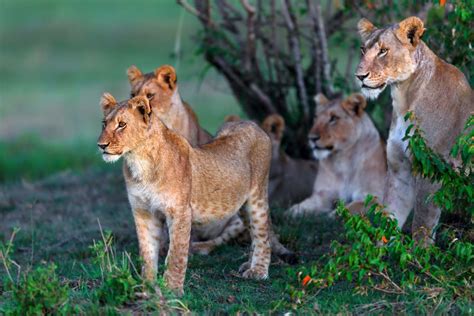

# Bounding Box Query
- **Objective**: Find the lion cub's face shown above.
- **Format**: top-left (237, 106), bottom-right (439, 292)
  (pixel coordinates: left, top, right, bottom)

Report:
top-left (97, 94), bottom-right (152, 163)
top-left (355, 16), bottom-right (425, 99)
top-left (308, 93), bottom-right (367, 160)
top-left (127, 65), bottom-right (178, 115)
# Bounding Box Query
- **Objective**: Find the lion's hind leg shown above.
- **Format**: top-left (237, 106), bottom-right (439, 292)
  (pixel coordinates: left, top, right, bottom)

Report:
top-left (191, 215), bottom-right (245, 255)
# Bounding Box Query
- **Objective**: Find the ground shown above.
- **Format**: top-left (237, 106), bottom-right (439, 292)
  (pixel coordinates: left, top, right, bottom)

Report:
top-left (1, 166), bottom-right (465, 314)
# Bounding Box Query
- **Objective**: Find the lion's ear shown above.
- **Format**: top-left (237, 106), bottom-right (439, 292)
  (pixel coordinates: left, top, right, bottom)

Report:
top-left (315, 93), bottom-right (330, 113)
top-left (127, 65), bottom-right (143, 86)
top-left (395, 16), bottom-right (425, 47)
top-left (129, 96), bottom-right (152, 124)
top-left (154, 65), bottom-right (177, 91)
top-left (358, 18), bottom-right (377, 42)
top-left (342, 93), bottom-right (367, 116)
top-left (100, 92), bottom-right (117, 116)
top-left (262, 114), bottom-right (285, 142)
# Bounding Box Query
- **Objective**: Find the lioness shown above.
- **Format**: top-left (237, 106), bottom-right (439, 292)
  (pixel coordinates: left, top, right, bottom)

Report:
top-left (262, 114), bottom-right (318, 207)
top-left (97, 95), bottom-right (272, 295)
top-left (288, 93), bottom-right (387, 216)
top-left (127, 64), bottom-right (212, 146)
top-left (356, 16), bottom-right (473, 243)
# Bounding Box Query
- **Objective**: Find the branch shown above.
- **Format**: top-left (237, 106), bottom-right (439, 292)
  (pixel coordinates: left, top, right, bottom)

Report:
top-left (280, 0), bottom-right (309, 121)
top-left (177, 0), bottom-right (214, 27)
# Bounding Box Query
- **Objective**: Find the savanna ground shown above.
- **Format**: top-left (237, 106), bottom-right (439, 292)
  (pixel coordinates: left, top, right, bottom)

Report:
top-left (0, 1), bottom-right (471, 314)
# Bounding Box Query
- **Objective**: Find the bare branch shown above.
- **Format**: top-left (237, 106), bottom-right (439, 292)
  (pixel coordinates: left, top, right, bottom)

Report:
top-left (177, 0), bottom-right (214, 27)
top-left (280, 0), bottom-right (309, 121)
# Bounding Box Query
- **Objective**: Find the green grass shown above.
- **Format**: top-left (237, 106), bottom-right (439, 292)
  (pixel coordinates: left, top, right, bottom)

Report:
top-left (1, 168), bottom-right (469, 314)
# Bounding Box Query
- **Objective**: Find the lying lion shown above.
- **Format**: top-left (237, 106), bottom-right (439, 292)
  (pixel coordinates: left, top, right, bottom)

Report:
top-left (356, 16), bottom-right (473, 243)
top-left (261, 114), bottom-right (318, 207)
top-left (97, 95), bottom-right (272, 295)
top-left (288, 93), bottom-right (387, 216)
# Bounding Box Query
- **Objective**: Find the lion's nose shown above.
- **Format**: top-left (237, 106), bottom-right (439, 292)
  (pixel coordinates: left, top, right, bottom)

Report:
top-left (97, 142), bottom-right (110, 150)
top-left (356, 72), bottom-right (369, 82)
top-left (309, 134), bottom-right (320, 143)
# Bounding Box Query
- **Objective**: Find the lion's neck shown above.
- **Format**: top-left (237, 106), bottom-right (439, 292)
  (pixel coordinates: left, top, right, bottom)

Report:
top-left (161, 88), bottom-right (191, 134)
top-left (391, 42), bottom-right (437, 116)
top-left (124, 119), bottom-right (190, 181)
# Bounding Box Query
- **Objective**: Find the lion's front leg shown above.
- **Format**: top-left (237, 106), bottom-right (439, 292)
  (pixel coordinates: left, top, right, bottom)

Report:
top-left (384, 136), bottom-right (415, 229)
top-left (287, 191), bottom-right (335, 217)
top-left (132, 208), bottom-right (164, 282)
top-left (163, 206), bottom-right (192, 296)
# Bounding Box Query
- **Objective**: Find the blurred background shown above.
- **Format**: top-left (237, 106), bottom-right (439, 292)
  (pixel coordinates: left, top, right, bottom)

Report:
top-left (0, 0), bottom-right (242, 181)
top-left (1, 0), bottom-right (471, 182)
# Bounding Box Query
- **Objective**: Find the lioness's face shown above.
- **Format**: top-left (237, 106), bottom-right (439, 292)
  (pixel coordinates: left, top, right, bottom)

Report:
top-left (97, 95), bottom-right (151, 163)
top-left (355, 17), bottom-right (425, 100)
top-left (127, 65), bottom-right (177, 115)
top-left (308, 93), bottom-right (367, 160)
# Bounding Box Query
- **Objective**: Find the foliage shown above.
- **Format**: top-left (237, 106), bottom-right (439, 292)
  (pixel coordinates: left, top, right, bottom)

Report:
top-left (403, 113), bottom-right (473, 216)
top-left (289, 200), bottom-right (473, 312)
top-left (89, 230), bottom-right (141, 306)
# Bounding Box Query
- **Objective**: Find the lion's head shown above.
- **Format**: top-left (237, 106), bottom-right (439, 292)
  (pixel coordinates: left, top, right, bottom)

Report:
top-left (308, 93), bottom-right (368, 160)
top-left (355, 16), bottom-right (425, 99)
top-left (97, 94), bottom-right (152, 163)
top-left (127, 64), bottom-right (178, 115)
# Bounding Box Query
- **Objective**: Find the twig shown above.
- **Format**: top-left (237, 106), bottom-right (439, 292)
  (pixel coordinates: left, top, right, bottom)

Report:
top-left (177, 0), bottom-right (214, 27)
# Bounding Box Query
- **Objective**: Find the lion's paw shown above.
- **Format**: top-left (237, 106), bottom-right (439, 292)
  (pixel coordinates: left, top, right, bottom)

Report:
top-left (241, 267), bottom-right (269, 280)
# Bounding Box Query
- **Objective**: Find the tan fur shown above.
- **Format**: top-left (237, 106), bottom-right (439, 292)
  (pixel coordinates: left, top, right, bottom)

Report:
top-left (288, 93), bottom-right (387, 216)
top-left (356, 16), bottom-right (473, 244)
top-left (97, 95), bottom-right (272, 295)
top-left (127, 64), bottom-right (212, 146)
top-left (261, 114), bottom-right (318, 207)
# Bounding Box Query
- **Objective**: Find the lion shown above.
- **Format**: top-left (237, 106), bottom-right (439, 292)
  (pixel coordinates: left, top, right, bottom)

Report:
top-left (127, 66), bottom-right (295, 262)
top-left (127, 64), bottom-right (212, 146)
top-left (261, 114), bottom-right (318, 207)
top-left (288, 93), bottom-right (387, 216)
top-left (97, 94), bottom-right (272, 295)
top-left (356, 16), bottom-right (473, 243)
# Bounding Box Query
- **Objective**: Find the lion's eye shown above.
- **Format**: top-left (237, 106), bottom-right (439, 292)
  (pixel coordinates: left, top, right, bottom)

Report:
top-left (101, 120), bottom-right (106, 130)
top-left (329, 115), bottom-right (338, 124)
top-left (146, 93), bottom-right (155, 100)
top-left (118, 121), bottom-right (127, 129)
top-left (360, 46), bottom-right (366, 56)
top-left (378, 48), bottom-right (388, 56)
top-left (130, 93), bottom-right (136, 98)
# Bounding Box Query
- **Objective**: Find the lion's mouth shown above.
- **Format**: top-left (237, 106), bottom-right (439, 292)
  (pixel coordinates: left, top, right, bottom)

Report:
top-left (362, 83), bottom-right (386, 90)
top-left (312, 144), bottom-right (334, 151)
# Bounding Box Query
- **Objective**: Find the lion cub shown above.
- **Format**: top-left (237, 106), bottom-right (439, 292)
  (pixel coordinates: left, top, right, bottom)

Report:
top-left (97, 95), bottom-right (272, 295)
top-left (289, 93), bottom-right (387, 216)
top-left (261, 114), bottom-right (318, 207)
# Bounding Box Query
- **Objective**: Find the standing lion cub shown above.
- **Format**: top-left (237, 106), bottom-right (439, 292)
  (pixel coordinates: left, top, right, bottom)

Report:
top-left (97, 95), bottom-right (272, 295)
top-left (288, 93), bottom-right (387, 216)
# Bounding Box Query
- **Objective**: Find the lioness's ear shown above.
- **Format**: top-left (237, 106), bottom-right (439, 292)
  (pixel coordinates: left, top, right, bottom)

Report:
top-left (358, 18), bottom-right (377, 42)
top-left (127, 65), bottom-right (143, 86)
top-left (100, 92), bottom-right (117, 116)
top-left (224, 114), bottom-right (241, 123)
top-left (315, 93), bottom-right (330, 114)
top-left (395, 16), bottom-right (425, 47)
top-left (130, 96), bottom-right (152, 124)
top-left (342, 93), bottom-right (367, 116)
top-left (154, 65), bottom-right (177, 91)
top-left (262, 114), bottom-right (285, 142)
